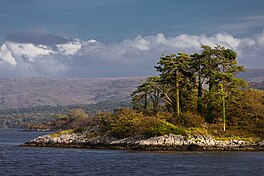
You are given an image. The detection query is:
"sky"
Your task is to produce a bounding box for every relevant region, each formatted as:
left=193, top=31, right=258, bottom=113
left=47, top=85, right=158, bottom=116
left=0, top=0, right=264, bottom=78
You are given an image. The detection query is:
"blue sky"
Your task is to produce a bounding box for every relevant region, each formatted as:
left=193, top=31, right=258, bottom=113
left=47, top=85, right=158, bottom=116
left=0, top=0, right=264, bottom=77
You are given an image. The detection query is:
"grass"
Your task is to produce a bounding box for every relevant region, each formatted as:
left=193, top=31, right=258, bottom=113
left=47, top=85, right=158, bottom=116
left=207, top=123, right=262, bottom=142
left=148, top=121, right=186, bottom=137
left=214, top=136, right=254, bottom=142
left=49, top=129, right=75, bottom=138
left=186, top=127, right=208, bottom=135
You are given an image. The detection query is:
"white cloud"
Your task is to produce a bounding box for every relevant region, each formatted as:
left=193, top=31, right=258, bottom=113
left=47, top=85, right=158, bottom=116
left=215, top=33, right=241, bottom=48
left=1, top=42, right=54, bottom=65
left=56, top=40, right=82, bottom=55
left=0, top=31, right=263, bottom=77
left=155, top=33, right=167, bottom=45
left=0, top=43, right=17, bottom=65
left=122, top=36, right=150, bottom=51
left=256, top=30, right=264, bottom=46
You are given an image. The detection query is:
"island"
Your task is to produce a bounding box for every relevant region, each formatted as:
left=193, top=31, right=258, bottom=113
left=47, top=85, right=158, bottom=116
left=23, top=128, right=264, bottom=151
left=23, top=45, right=264, bottom=151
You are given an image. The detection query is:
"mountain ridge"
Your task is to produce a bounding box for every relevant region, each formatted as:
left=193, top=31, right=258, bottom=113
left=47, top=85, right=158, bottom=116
left=0, top=77, right=144, bottom=109
left=0, top=69, right=263, bottom=109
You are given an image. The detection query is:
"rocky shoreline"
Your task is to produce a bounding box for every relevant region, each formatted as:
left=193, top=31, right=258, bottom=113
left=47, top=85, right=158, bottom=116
left=22, top=132, right=264, bottom=151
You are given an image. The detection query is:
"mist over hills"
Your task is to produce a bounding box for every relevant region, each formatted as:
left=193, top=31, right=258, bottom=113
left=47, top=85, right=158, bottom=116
left=0, top=69, right=263, bottom=110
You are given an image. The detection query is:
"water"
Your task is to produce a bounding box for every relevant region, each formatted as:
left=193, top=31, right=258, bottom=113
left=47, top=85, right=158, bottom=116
left=0, top=129, right=263, bottom=176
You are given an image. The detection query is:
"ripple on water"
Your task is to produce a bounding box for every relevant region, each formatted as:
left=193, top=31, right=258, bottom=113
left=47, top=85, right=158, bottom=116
left=0, top=130, right=263, bottom=176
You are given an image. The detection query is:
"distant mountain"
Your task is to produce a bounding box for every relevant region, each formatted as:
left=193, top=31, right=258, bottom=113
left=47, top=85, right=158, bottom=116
left=0, top=77, right=144, bottom=109
left=249, top=82, right=264, bottom=90
left=0, top=69, right=263, bottom=110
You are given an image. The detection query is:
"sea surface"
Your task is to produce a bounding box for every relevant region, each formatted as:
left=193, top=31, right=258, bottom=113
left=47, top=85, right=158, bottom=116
left=0, top=129, right=263, bottom=176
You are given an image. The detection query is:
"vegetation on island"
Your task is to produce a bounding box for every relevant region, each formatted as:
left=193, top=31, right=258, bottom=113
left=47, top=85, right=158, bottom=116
left=46, top=45, right=263, bottom=141
left=0, top=101, right=130, bottom=129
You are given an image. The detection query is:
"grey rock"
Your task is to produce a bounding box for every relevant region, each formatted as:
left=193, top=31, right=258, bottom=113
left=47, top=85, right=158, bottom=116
left=24, top=132, right=263, bottom=151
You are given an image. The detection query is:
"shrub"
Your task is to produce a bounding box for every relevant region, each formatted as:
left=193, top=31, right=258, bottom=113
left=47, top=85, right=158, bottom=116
left=97, top=108, right=185, bottom=138
left=227, top=89, right=264, bottom=124
left=67, top=108, right=88, bottom=119
left=168, top=112, right=204, bottom=128
left=186, top=127, right=208, bottom=135
left=155, top=111, right=173, bottom=120
left=147, top=121, right=186, bottom=137
left=98, top=108, right=145, bottom=138
left=49, top=129, right=74, bottom=137
left=96, top=111, right=115, bottom=132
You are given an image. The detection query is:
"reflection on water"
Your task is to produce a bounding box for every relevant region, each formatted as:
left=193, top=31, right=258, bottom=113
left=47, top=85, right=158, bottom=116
left=0, top=129, right=263, bottom=175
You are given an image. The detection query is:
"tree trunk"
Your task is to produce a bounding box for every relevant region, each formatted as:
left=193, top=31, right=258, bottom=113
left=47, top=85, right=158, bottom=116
left=144, top=93, right=147, bottom=110
left=197, top=74, right=203, bottom=113
left=175, top=70, right=180, bottom=116
left=220, top=84, right=226, bottom=131
left=223, top=96, right=226, bottom=131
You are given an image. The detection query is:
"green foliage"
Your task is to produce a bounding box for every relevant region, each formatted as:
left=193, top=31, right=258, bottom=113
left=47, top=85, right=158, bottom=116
left=181, top=112, right=205, bottom=127
left=108, top=108, right=145, bottom=138
left=21, top=87, right=263, bottom=140
left=98, top=108, right=156, bottom=138
left=147, top=121, right=186, bottom=137
left=207, top=123, right=262, bottom=141
left=131, top=76, right=161, bottom=114
left=155, top=53, right=194, bottom=116
left=133, top=45, right=246, bottom=122
left=0, top=101, right=131, bottom=129
left=3, top=45, right=261, bottom=139
left=55, top=114, right=70, bottom=120
left=43, top=108, right=99, bottom=130
left=49, top=129, right=74, bottom=137
left=226, top=89, right=264, bottom=138
left=67, top=108, right=88, bottom=119
left=97, top=108, right=185, bottom=138
left=186, top=127, right=208, bottom=136
left=3, top=44, right=262, bottom=140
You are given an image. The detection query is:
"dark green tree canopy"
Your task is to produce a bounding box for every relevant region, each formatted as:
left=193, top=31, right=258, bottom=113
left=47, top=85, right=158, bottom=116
left=132, top=45, right=247, bottom=131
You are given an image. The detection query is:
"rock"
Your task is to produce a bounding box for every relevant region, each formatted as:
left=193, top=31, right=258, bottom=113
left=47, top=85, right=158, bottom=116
left=22, top=132, right=263, bottom=151
left=257, top=140, right=264, bottom=146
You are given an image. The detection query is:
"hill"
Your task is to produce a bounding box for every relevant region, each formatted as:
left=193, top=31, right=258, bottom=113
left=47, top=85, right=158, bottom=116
left=0, top=69, right=263, bottom=110
left=0, top=77, right=144, bottom=109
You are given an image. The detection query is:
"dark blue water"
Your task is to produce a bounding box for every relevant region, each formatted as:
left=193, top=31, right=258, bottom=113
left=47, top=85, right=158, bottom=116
left=0, top=129, right=263, bottom=176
